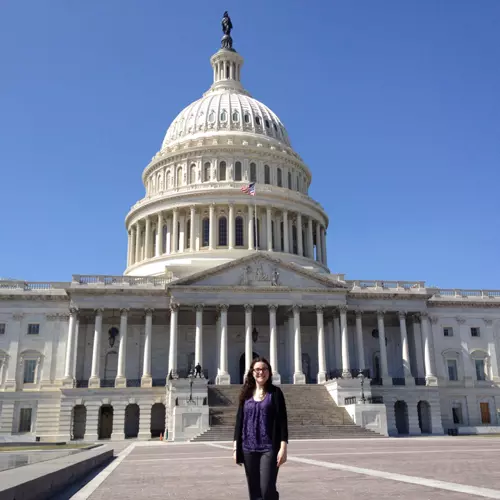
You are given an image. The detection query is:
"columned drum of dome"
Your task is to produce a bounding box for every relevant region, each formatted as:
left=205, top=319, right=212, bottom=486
left=124, top=20, right=329, bottom=278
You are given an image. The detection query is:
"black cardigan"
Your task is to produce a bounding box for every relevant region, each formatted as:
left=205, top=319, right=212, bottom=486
left=233, top=384, right=289, bottom=464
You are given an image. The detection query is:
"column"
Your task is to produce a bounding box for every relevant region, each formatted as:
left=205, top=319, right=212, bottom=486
left=376, top=310, right=390, bottom=382
left=316, top=306, right=327, bottom=383
left=274, top=213, right=281, bottom=251
left=412, top=314, right=425, bottom=378
left=115, top=308, right=128, bottom=388
left=296, top=213, right=303, bottom=256
left=321, top=226, right=327, bottom=266
left=209, top=204, right=215, bottom=250
left=244, top=304, right=253, bottom=376
left=307, top=217, right=314, bottom=258
left=282, top=210, right=289, bottom=253
left=138, top=403, right=152, bottom=440
left=72, top=317, right=80, bottom=379
left=156, top=212, right=164, bottom=256
left=145, top=216, right=152, bottom=258
left=269, top=305, right=280, bottom=384
left=292, top=305, right=305, bottom=384
left=340, top=306, right=351, bottom=378
left=326, top=317, right=335, bottom=376
left=172, top=209, right=179, bottom=253
left=266, top=207, right=273, bottom=251
left=141, top=309, right=153, bottom=387
left=315, top=222, right=322, bottom=262
left=130, top=226, right=136, bottom=265
left=195, top=305, right=204, bottom=369
left=135, top=222, right=141, bottom=262
left=333, top=311, right=342, bottom=371
left=127, top=231, right=132, bottom=266
left=110, top=402, right=126, bottom=441
left=195, top=210, right=201, bottom=251
left=168, top=303, right=179, bottom=379
left=190, top=206, right=196, bottom=251
left=248, top=205, right=254, bottom=250
left=216, top=305, right=230, bottom=384
left=63, top=308, right=78, bottom=385
left=355, top=310, right=366, bottom=372
left=288, top=217, right=293, bottom=253
left=399, top=311, right=413, bottom=383
left=228, top=203, right=235, bottom=250
left=420, top=312, right=437, bottom=383
left=89, top=308, right=103, bottom=388
left=485, top=319, right=500, bottom=382
left=179, top=214, right=186, bottom=252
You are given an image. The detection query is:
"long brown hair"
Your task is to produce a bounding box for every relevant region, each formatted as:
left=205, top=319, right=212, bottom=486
left=239, top=357, right=273, bottom=405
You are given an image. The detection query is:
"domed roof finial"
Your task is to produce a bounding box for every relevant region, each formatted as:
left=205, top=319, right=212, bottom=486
left=221, top=11, right=234, bottom=50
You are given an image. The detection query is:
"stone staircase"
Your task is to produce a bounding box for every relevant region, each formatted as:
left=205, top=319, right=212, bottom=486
left=191, top=384, right=384, bottom=442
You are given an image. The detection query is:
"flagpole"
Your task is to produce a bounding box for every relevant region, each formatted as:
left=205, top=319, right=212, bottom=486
left=254, top=192, right=258, bottom=251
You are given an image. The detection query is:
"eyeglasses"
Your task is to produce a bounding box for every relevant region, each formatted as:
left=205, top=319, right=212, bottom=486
left=253, top=367, right=269, bottom=373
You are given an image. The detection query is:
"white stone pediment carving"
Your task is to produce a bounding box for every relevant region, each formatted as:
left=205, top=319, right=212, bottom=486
left=170, top=254, right=347, bottom=290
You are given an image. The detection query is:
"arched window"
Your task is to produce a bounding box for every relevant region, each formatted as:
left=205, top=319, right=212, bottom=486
left=250, top=163, right=257, bottom=183
left=218, top=216, right=228, bottom=246
left=265, top=119, right=270, bottom=128
left=219, top=161, right=227, bottom=181
left=208, top=110, right=215, bottom=123
left=204, top=162, right=211, bottom=182
left=234, top=161, right=242, bottom=181
left=287, top=171, right=292, bottom=189
left=277, top=168, right=282, bottom=187
left=232, top=111, right=239, bottom=122
left=235, top=216, right=244, bottom=246
left=176, top=167, right=183, bottom=187
left=190, top=164, right=196, bottom=184
left=186, top=219, right=191, bottom=250
left=255, top=116, right=261, bottom=126
left=167, top=170, right=172, bottom=188
left=244, top=114, right=250, bottom=124
left=280, top=221, right=284, bottom=251
left=264, top=165, right=270, bottom=184
left=220, top=110, right=227, bottom=122
left=162, top=224, right=168, bottom=254
left=292, top=225, right=298, bottom=254
left=202, top=218, right=209, bottom=247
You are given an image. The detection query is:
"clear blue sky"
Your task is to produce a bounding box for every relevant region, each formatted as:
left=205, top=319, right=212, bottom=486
left=1, top=1, right=499, bottom=288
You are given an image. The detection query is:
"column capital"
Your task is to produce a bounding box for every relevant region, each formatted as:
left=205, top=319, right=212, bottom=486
left=355, top=309, right=363, bottom=319
left=173, top=207, right=179, bottom=214
left=268, top=304, right=278, bottom=312
left=484, top=318, right=493, bottom=326
left=94, top=308, right=104, bottom=315
left=456, top=316, right=466, bottom=324
left=292, top=304, right=301, bottom=313
left=420, top=311, right=429, bottom=319
left=398, top=311, right=407, bottom=319
left=315, top=305, right=325, bottom=314
left=338, top=305, right=348, bottom=314
left=170, top=302, right=180, bottom=312
left=120, top=308, right=130, bottom=315
left=244, top=304, right=254, bottom=313
left=144, top=308, right=154, bottom=316
left=218, top=304, right=229, bottom=312
left=376, top=309, right=385, bottom=317
left=430, top=315, right=439, bottom=324
left=193, top=304, right=204, bottom=312
left=411, top=313, right=421, bottom=323
left=69, top=307, right=79, bottom=315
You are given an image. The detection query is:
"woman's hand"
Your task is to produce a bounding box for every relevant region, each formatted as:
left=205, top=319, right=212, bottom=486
left=233, top=441, right=239, bottom=465
left=277, top=443, right=287, bottom=467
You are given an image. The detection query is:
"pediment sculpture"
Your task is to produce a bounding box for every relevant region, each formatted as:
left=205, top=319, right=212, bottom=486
left=239, top=261, right=280, bottom=287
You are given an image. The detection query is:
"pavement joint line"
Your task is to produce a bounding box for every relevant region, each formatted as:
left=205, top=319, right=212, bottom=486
left=127, top=456, right=232, bottom=462
left=69, top=443, right=136, bottom=500
left=294, top=447, right=500, bottom=457
left=288, top=456, right=500, bottom=499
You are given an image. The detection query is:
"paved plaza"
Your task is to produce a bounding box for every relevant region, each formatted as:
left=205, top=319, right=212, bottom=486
left=66, top=437, right=500, bottom=499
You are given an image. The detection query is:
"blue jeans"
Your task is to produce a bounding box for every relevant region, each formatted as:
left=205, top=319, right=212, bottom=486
left=243, top=451, right=279, bottom=500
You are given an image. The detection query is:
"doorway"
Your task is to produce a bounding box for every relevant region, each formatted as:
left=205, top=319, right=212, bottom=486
left=98, top=405, right=113, bottom=439
left=394, top=400, right=409, bottom=435
left=72, top=405, right=86, bottom=440
left=239, top=352, right=259, bottom=383
left=417, top=400, right=432, bottom=434
left=124, top=404, right=140, bottom=438
left=480, top=402, right=491, bottom=424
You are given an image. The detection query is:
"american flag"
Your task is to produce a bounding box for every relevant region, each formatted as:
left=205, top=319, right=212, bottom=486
left=240, top=182, right=256, bottom=196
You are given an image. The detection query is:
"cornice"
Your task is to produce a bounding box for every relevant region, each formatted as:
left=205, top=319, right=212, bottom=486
left=169, top=285, right=346, bottom=295
left=346, top=292, right=429, bottom=301
left=428, top=302, right=500, bottom=309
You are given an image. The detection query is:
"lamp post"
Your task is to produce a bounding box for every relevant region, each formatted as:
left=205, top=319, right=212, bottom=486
left=187, top=372, right=195, bottom=405
left=357, top=371, right=366, bottom=404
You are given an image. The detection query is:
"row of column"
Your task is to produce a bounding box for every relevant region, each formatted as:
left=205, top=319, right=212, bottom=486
left=127, top=205, right=327, bottom=267
left=63, top=306, right=436, bottom=387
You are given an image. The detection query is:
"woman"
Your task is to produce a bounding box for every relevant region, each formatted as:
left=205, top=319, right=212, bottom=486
left=233, top=357, right=288, bottom=500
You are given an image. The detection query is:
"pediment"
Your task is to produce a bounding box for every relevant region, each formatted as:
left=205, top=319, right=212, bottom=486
left=170, top=254, right=347, bottom=290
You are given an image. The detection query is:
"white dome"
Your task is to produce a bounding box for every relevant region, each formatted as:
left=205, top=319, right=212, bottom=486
left=161, top=91, right=291, bottom=149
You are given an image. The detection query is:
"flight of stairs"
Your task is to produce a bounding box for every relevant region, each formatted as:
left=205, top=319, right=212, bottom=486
left=191, top=384, right=384, bottom=442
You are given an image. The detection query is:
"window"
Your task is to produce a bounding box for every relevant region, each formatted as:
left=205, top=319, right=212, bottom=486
left=280, top=221, right=284, bottom=251
left=234, top=161, right=242, bottom=181
left=27, top=324, right=39, bottom=335
left=190, top=164, right=196, bottom=184
left=232, top=111, right=239, bottom=122
left=292, top=225, right=298, bottom=254
left=265, top=119, right=270, bottom=128
left=452, top=403, right=463, bottom=424
left=244, top=114, right=250, bottom=124
left=23, top=359, right=37, bottom=383
left=177, top=222, right=181, bottom=251
left=218, top=217, right=228, bottom=246
left=186, top=219, right=191, bottom=250
left=235, top=216, right=244, bottom=246
left=202, top=218, right=210, bottom=247
left=203, top=162, right=211, bottom=182
left=471, top=327, right=480, bottom=337
left=208, top=110, right=215, bottom=123
left=475, top=359, right=486, bottom=381
left=277, top=168, right=282, bottom=187
left=264, top=165, right=270, bottom=184
left=296, top=176, right=299, bottom=191
left=287, top=171, right=292, bottom=189
left=19, top=408, right=32, bottom=433
left=273, top=123, right=277, bottom=131
left=250, top=163, right=257, bottom=183
left=219, top=161, right=227, bottom=181
left=176, top=167, right=183, bottom=187
left=447, top=359, right=458, bottom=381
left=167, top=170, right=172, bottom=188
left=220, top=110, right=227, bottom=122
left=255, top=116, right=261, bottom=126
left=0, top=323, right=5, bottom=335
left=253, top=218, right=261, bottom=248
left=443, top=327, right=453, bottom=337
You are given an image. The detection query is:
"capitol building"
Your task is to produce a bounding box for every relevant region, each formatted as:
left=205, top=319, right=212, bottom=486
left=0, top=17, right=499, bottom=442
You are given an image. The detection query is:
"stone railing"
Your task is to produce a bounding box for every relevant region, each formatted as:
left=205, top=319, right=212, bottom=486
left=71, top=275, right=176, bottom=286
left=431, top=289, right=500, bottom=299
left=127, top=182, right=327, bottom=215
left=0, top=280, right=69, bottom=291
left=348, top=280, right=426, bottom=291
